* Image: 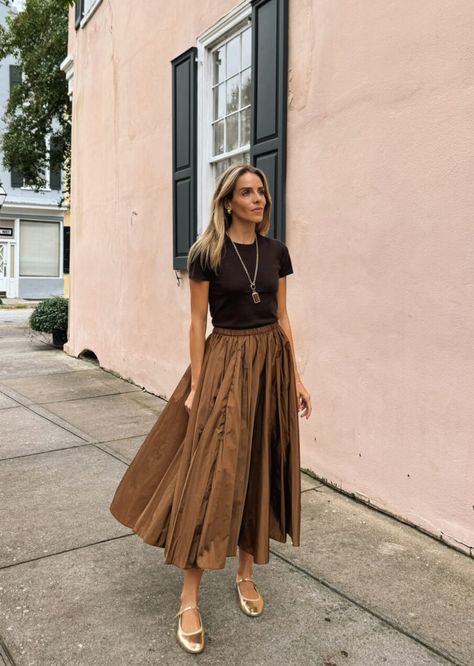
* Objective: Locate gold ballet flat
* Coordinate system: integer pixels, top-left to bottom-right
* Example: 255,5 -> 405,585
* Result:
175,605 -> 205,654
235,575 -> 264,617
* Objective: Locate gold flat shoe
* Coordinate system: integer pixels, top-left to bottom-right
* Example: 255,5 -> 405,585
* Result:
235,575 -> 264,617
175,604 -> 205,654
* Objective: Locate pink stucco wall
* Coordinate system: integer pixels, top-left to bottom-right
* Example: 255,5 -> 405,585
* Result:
66,1 -> 474,554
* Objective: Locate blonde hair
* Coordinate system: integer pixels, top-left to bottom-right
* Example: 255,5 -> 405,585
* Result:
187,163 -> 272,274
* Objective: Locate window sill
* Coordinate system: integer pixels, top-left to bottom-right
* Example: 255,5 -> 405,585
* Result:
19,275 -> 61,279
20,186 -> 53,193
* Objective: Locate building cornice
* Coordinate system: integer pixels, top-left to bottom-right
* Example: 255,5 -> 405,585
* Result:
0,202 -> 67,220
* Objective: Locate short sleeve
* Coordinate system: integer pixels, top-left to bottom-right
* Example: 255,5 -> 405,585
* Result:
278,243 -> 294,277
188,254 -> 214,281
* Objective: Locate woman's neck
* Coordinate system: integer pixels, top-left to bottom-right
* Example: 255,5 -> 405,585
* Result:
226,223 -> 257,245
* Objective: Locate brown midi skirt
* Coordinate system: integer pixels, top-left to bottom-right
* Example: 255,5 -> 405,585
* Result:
109,321 -> 301,570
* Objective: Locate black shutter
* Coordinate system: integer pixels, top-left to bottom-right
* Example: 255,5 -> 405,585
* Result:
171,47 -> 198,270
250,0 -> 288,242
75,0 -> 84,29
11,169 -> 23,188
9,65 -> 23,187
9,64 -> 22,90
9,65 -> 24,187
49,135 -> 62,191
63,226 -> 71,274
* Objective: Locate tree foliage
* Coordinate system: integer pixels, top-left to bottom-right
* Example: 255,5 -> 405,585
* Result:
0,0 -> 76,203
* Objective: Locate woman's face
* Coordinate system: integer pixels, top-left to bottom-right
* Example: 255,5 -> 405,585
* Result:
226,172 -> 266,225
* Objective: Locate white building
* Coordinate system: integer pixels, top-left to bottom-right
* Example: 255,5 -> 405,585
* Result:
0,0 -> 67,299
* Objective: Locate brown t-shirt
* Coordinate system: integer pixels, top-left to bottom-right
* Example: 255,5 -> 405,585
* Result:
188,233 -> 294,329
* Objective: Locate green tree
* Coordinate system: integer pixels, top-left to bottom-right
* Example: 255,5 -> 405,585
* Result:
0,0 -> 75,203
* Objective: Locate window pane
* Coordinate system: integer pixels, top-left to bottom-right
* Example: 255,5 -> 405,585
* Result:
241,67 -> 251,107
213,46 -> 226,85
240,108 -> 250,146
213,119 -> 224,155
214,152 -> 249,182
226,113 -> 238,152
20,221 -> 59,277
208,24 -> 253,195
241,28 -> 251,69
226,74 -> 239,114
213,83 -> 225,120
226,34 -> 240,78
229,153 -> 246,167
214,158 -> 231,181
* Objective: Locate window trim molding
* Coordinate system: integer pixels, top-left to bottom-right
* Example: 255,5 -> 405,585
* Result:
60,54 -> 74,98
196,0 -> 252,235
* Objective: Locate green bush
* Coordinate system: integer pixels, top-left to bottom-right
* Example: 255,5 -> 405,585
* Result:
29,296 -> 69,333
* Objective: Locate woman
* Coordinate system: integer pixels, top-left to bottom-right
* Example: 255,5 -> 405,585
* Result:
109,163 -> 312,654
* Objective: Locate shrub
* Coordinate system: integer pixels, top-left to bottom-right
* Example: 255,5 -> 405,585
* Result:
29,296 -> 69,333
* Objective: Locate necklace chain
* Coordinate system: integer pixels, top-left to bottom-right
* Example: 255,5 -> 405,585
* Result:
227,233 -> 260,303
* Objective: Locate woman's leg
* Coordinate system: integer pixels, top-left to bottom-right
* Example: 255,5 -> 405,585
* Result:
179,566 -> 204,632
237,546 -> 259,599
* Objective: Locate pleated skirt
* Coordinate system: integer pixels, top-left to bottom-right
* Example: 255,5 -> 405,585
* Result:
109,321 -> 301,570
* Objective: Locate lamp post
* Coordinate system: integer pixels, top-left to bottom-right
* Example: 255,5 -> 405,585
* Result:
0,180 -> 6,210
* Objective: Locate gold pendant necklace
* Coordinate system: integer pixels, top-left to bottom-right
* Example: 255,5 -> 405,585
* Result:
227,233 -> 261,303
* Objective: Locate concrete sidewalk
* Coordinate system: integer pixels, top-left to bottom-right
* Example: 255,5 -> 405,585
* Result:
0,319 -> 473,666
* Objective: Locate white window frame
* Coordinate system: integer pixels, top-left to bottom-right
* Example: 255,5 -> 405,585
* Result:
80,0 -> 103,28
196,0 -> 252,235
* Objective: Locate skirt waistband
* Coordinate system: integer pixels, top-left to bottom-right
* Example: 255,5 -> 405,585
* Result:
211,321 -> 280,336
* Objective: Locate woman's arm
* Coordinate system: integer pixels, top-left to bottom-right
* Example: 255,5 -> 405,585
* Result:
277,276 -> 312,419
276,276 -> 300,380
188,279 -> 209,391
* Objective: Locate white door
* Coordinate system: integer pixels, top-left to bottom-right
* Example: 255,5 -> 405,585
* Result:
0,243 -> 9,295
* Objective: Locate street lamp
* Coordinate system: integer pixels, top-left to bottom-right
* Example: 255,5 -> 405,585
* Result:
0,180 -> 6,209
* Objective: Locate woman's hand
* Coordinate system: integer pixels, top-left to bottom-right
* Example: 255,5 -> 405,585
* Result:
295,378 -> 312,419
184,388 -> 196,414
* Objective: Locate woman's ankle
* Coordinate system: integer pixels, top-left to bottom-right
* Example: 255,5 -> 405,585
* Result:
237,546 -> 254,579
179,566 -> 203,608
237,571 -> 253,580
180,592 -> 200,607
237,564 -> 253,578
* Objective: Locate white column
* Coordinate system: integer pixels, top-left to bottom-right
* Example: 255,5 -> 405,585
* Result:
13,218 -> 20,296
